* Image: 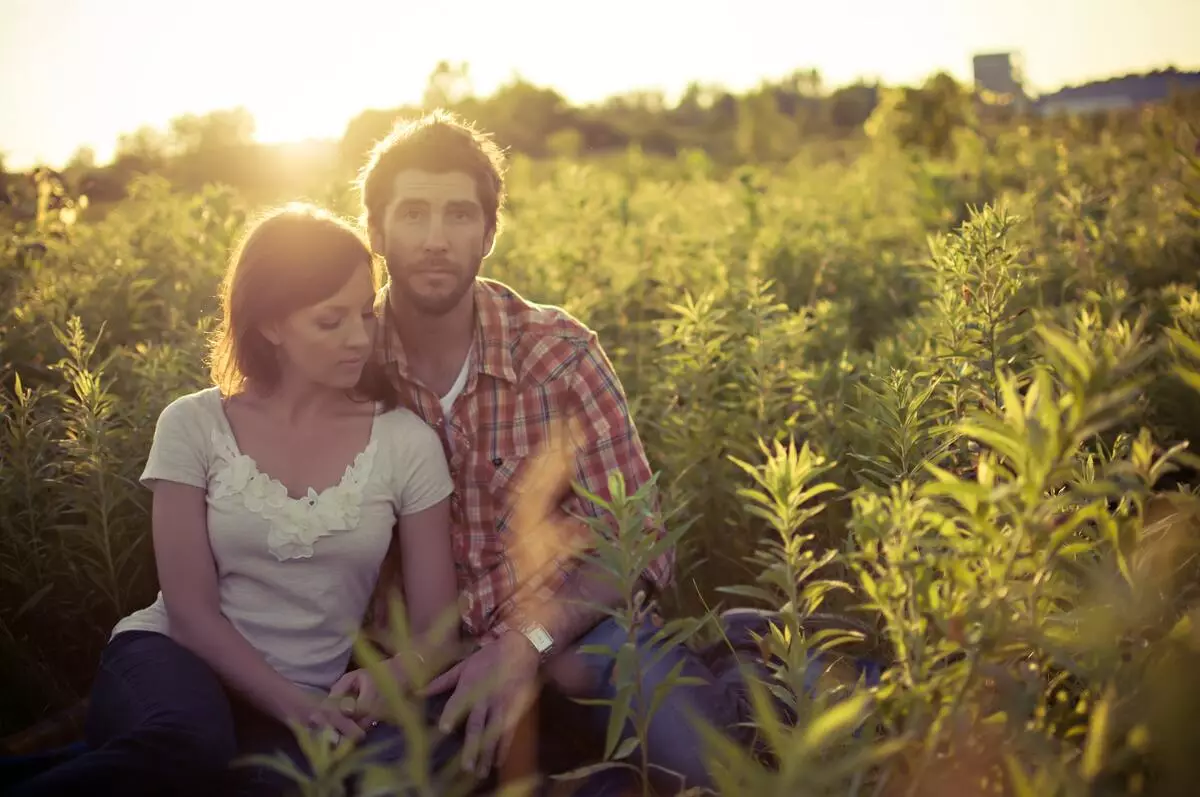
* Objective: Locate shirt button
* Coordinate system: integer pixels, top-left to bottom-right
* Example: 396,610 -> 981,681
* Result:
492,457 -> 503,466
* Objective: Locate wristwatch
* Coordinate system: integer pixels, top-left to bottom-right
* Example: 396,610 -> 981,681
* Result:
519,621 -> 555,660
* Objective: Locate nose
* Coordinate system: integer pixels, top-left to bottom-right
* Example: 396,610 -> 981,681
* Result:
346,315 -> 373,354
423,215 -> 449,252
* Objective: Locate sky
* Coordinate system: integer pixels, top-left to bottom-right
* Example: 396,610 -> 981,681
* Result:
2,0 -> 1198,170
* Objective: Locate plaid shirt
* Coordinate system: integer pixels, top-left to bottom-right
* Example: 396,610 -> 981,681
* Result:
374,278 -> 674,644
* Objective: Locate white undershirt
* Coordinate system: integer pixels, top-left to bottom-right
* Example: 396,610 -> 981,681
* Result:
439,347 -> 472,456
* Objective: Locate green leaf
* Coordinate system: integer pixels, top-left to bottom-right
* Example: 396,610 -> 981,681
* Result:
611,735 -> 640,761
716,584 -> 778,605
550,760 -> 640,781
1005,755 -> 1038,797
1038,324 -> 1092,381
957,420 -> 1025,465
1081,681 -> 1114,781
13,582 -> 53,622
603,684 -> 634,759
800,692 -> 872,753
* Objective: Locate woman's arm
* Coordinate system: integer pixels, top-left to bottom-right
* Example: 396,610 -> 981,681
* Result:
152,480 -> 354,733
395,495 -> 461,661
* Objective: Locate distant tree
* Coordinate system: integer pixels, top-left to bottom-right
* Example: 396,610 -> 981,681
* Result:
0,151 -> 10,206
735,88 -> 797,162
829,82 -> 879,131
113,125 -> 169,173
779,67 -> 823,99
340,108 -> 411,174
468,78 -> 569,155
167,107 -> 256,156
65,147 -> 95,172
866,72 -> 975,157
422,61 -> 474,110
61,147 -> 98,197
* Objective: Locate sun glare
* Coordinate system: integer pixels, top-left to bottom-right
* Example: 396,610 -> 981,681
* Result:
1,0 -> 1197,168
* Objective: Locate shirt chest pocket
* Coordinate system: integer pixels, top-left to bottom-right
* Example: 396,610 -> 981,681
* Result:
467,443 -> 532,533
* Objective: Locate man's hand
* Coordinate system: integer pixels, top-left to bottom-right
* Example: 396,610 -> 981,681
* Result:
424,631 -> 540,777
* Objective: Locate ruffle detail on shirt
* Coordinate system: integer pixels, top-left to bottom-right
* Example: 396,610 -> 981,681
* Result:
209,429 -> 377,562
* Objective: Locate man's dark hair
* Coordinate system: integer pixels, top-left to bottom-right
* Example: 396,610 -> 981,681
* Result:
356,109 -> 508,244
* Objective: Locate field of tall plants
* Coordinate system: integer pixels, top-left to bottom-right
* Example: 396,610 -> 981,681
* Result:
3,98 -> 1200,796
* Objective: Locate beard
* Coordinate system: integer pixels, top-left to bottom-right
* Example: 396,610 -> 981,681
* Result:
385,248 -> 479,317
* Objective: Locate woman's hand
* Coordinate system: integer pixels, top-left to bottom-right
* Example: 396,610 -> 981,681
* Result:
329,657 -> 410,729
303,698 -> 368,744
275,687 -> 366,743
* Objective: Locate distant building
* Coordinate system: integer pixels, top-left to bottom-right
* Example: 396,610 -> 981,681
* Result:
972,52 -> 1030,111
1034,68 -> 1200,116
973,52 -> 1023,97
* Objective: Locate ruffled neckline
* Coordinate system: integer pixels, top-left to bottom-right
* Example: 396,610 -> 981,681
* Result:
206,394 -> 380,561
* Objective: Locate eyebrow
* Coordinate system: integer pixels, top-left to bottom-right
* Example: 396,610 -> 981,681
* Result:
391,198 -> 480,211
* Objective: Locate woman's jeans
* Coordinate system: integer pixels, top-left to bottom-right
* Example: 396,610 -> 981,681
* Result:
6,630 -> 328,796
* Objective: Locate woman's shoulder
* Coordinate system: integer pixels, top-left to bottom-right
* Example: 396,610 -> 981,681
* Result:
156,386 -> 223,426
372,404 -> 438,441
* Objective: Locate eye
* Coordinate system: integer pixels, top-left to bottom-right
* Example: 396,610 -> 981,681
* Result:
316,317 -> 341,331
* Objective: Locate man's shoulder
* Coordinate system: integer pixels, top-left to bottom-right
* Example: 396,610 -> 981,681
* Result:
477,279 -> 599,384
478,278 -> 593,342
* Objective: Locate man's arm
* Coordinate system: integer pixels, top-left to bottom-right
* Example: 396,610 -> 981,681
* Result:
424,332 -> 675,775
484,331 -> 674,654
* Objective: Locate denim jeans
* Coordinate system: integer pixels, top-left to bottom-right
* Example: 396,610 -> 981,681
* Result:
4,630 -> 378,797
7,610 -> 875,796
325,612 -> 757,796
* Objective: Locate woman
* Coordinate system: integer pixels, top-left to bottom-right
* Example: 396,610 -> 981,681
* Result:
11,203 -> 460,796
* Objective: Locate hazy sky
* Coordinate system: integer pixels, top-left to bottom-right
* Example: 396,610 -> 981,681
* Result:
2,0 -> 1197,169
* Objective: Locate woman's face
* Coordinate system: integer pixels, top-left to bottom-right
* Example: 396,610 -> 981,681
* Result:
261,260 -> 378,391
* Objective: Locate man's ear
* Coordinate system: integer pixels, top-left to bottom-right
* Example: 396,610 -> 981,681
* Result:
370,227 -> 384,255
482,225 -> 497,259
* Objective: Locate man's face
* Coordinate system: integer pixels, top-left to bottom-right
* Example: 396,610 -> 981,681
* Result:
375,169 -> 493,317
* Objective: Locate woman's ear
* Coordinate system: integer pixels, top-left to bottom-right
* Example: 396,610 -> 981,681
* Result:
259,321 -> 282,346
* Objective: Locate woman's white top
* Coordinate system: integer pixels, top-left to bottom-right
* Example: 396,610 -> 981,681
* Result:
111,387 -> 453,693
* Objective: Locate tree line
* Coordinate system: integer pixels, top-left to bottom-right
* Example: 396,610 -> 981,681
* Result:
2,62 -> 1197,219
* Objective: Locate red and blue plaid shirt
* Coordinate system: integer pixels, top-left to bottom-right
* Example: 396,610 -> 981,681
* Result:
374,278 -> 674,643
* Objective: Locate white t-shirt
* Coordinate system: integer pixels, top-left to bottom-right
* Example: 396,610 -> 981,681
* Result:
111,387 -> 453,694
438,346 -> 472,457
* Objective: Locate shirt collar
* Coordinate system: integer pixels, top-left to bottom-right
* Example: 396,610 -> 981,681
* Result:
376,279 -> 517,385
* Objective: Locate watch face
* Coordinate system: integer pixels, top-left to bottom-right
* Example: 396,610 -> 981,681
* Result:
526,625 -> 553,652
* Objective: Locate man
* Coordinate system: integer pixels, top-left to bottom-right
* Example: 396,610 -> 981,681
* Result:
352,109 -> 750,794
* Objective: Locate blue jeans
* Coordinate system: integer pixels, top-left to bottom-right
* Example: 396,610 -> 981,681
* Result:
7,611 -> 876,796
328,612 -> 756,796
550,608 -> 883,795
4,630 -> 398,797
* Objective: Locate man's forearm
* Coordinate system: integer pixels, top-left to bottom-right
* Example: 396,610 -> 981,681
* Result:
519,560 -> 652,653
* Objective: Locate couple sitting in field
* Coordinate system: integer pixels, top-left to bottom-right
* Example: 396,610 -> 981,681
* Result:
11,111 -> 823,797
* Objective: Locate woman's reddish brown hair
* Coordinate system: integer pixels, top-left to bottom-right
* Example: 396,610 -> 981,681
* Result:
207,202 -> 393,403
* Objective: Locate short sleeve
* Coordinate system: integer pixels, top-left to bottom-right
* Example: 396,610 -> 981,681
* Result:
140,394 -> 210,490
390,413 -> 454,516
